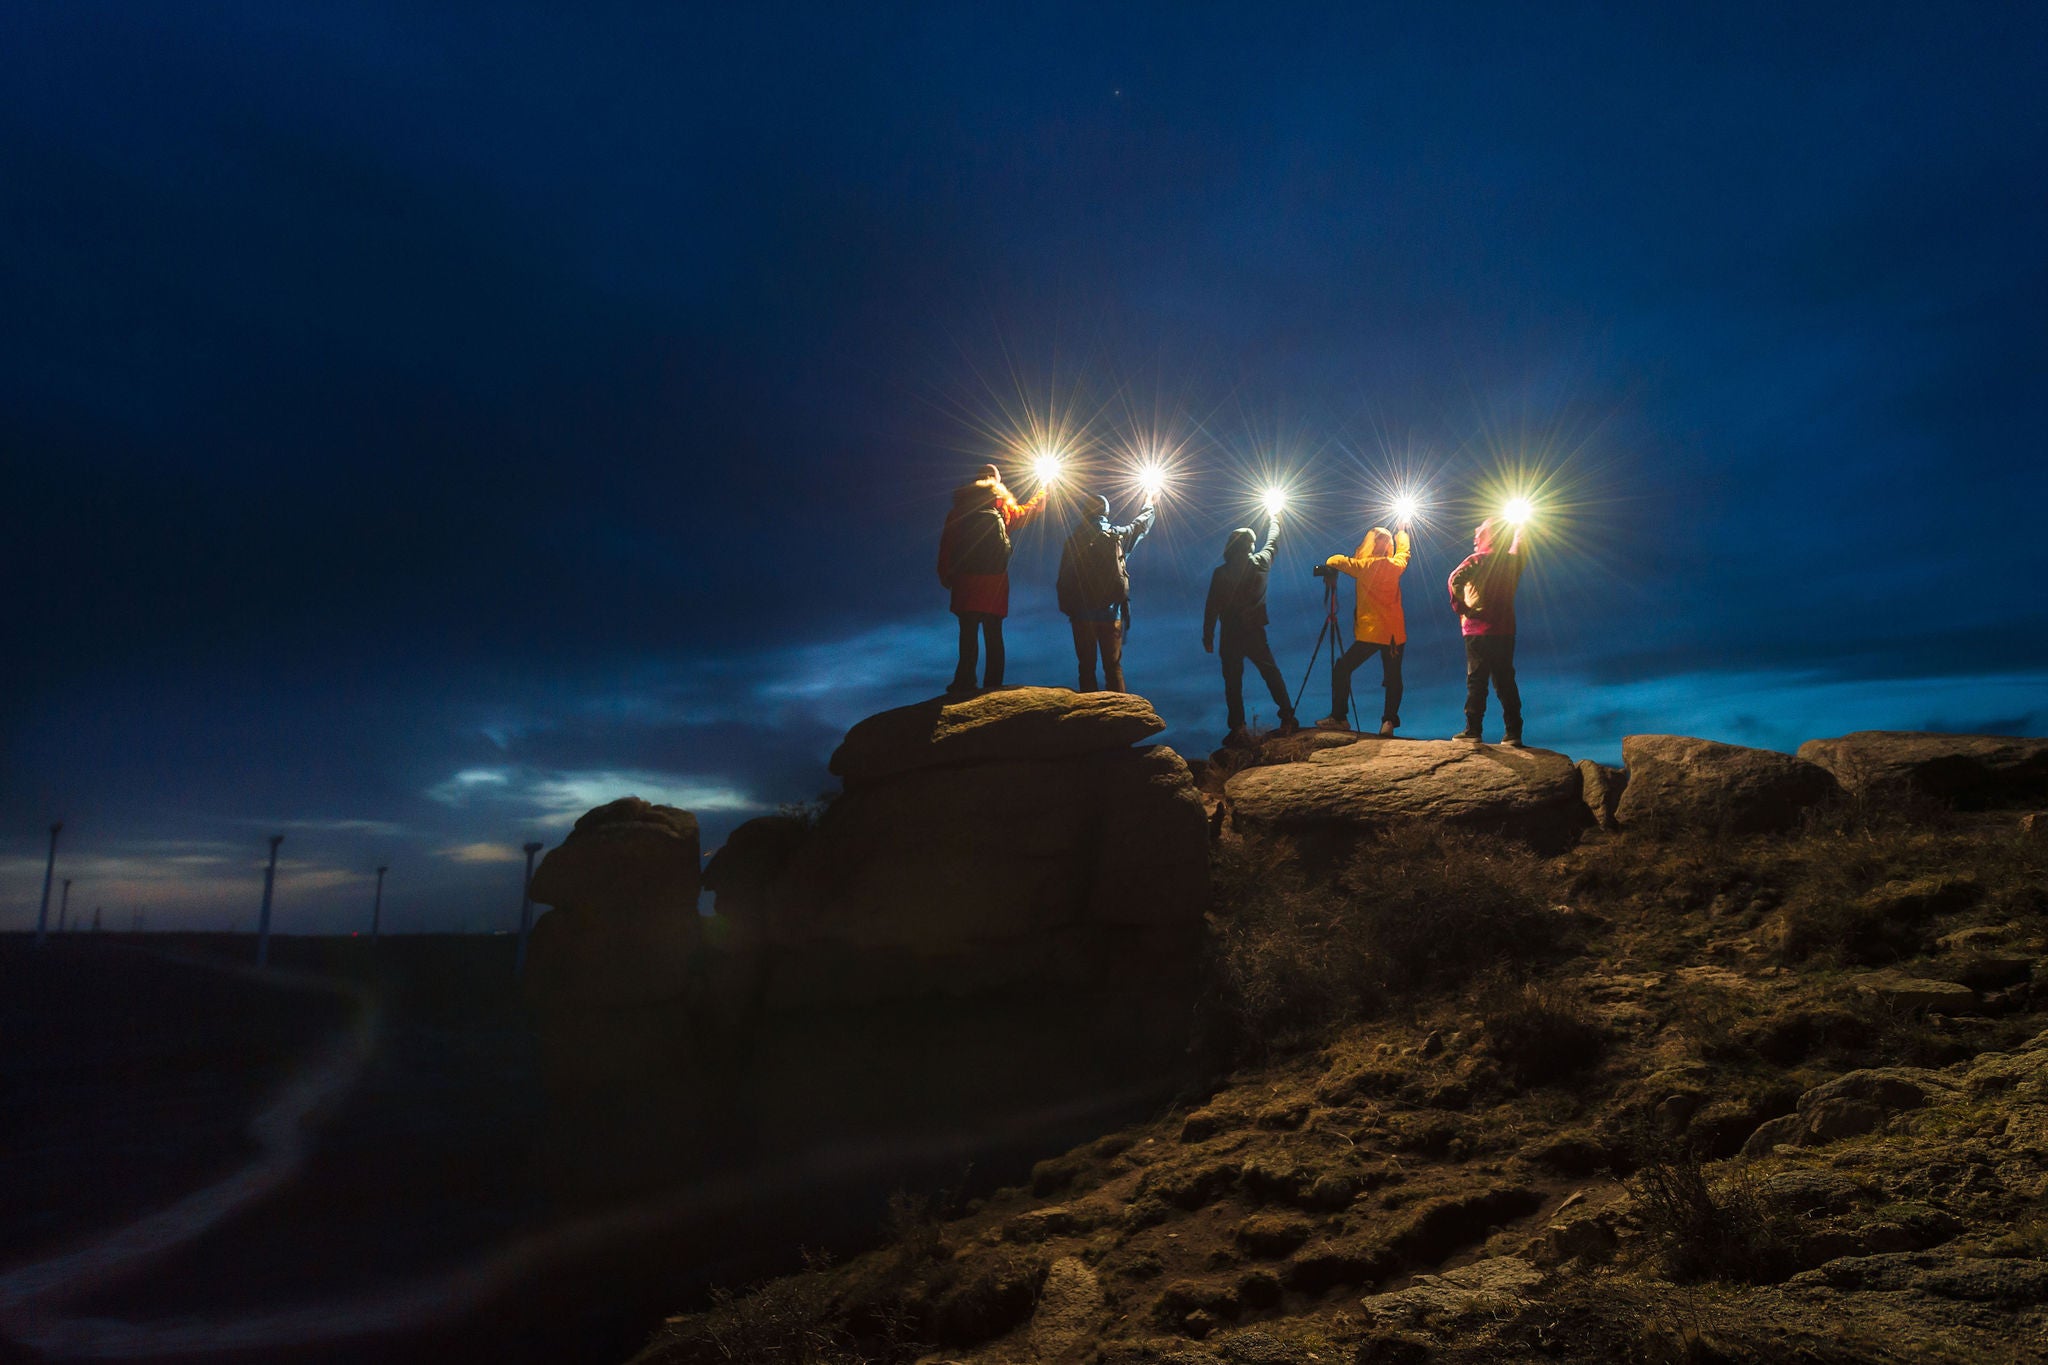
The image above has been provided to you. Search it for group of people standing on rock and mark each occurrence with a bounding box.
[936,462,1530,747]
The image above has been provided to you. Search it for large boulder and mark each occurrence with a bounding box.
[829,687,1165,787]
[529,796,701,911]
[524,797,703,1009]
[1612,735,1837,835]
[766,745,1209,980]
[1221,738,1589,852]
[1797,731,2048,810]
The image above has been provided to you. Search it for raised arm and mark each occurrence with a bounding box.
[1391,528,1412,571]
[1122,502,1157,554]
[1004,485,1048,529]
[1248,511,1281,570]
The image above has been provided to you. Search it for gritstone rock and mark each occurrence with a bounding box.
[763,744,1208,995]
[1797,730,2048,809]
[524,797,703,1009]
[829,686,1165,787]
[1613,734,1838,835]
[529,796,701,912]
[1222,738,1589,852]
[1577,758,1627,831]
[701,812,811,918]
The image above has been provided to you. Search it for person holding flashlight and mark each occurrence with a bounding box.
[1448,515,1528,746]
[1318,518,1411,736]
[1056,492,1156,692]
[937,462,1049,694]
[1203,503,1300,743]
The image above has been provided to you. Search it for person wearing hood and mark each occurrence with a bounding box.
[937,462,1049,693]
[1056,492,1156,692]
[1202,510,1299,742]
[1318,521,1411,736]
[1447,516,1528,745]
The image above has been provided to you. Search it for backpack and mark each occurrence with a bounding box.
[951,505,1012,576]
[1066,523,1127,611]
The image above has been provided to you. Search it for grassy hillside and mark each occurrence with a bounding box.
[633,799,2048,1364]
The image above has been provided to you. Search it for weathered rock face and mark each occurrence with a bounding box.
[1577,759,1627,832]
[524,797,703,1010]
[1613,735,1838,835]
[1222,738,1589,853]
[527,688,1212,1200]
[830,687,1165,787]
[1797,731,2048,810]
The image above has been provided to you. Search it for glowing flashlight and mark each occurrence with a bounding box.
[1137,461,1167,501]
[1503,496,1534,526]
[1034,452,1063,487]
[1391,493,1421,523]
[1262,485,1288,515]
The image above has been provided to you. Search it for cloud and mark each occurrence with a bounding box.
[420,764,764,829]
[436,842,530,865]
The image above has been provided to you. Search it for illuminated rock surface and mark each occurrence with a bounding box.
[1221,737,1589,852]
[829,686,1166,786]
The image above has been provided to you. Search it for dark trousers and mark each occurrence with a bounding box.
[1220,624,1293,731]
[1070,618,1125,692]
[1463,634,1521,737]
[1332,640,1403,725]
[952,612,1005,690]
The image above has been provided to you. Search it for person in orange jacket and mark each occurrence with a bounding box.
[1317,520,1411,736]
[936,462,1049,693]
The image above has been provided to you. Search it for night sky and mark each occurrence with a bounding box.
[6,4,2045,933]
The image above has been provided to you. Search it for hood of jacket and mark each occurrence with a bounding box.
[1357,527,1395,558]
[952,476,1007,512]
[1224,527,1257,560]
[1076,493,1112,528]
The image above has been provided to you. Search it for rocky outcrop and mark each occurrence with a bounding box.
[1612,734,1838,835]
[523,797,703,1009]
[765,689,1208,1003]
[1222,738,1589,852]
[1742,1067,1957,1157]
[1797,730,2048,809]
[526,688,1211,1200]
[829,687,1164,787]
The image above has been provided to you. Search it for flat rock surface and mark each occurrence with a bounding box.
[829,686,1165,786]
[1222,738,1588,850]
[1614,734,1837,834]
[1798,730,2048,808]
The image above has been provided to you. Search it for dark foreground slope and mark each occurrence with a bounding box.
[636,775,2048,1364]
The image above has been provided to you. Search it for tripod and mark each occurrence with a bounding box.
[1292,569,1360,731]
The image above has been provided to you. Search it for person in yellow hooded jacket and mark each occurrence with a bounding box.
[1316,521,1410,736]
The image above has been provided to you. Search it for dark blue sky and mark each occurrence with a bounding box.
[5,3,2045,932]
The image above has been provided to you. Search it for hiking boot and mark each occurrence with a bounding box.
[1314,715,1351,731]
[1378,720,1397,738]
[1224,726,1252,749]
[1277,714,1302,737]
[1451,729,1482,742]
[1501,735,1527,750]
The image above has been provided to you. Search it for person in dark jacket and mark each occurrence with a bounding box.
[1056,492,1156,692]
[1202,510,1299,742]
[1447,516,1528,745]
[937,463,1048,693]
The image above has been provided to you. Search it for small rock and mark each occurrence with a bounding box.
[1741,1113,1805,1158]
[1853,974,1977,1013]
